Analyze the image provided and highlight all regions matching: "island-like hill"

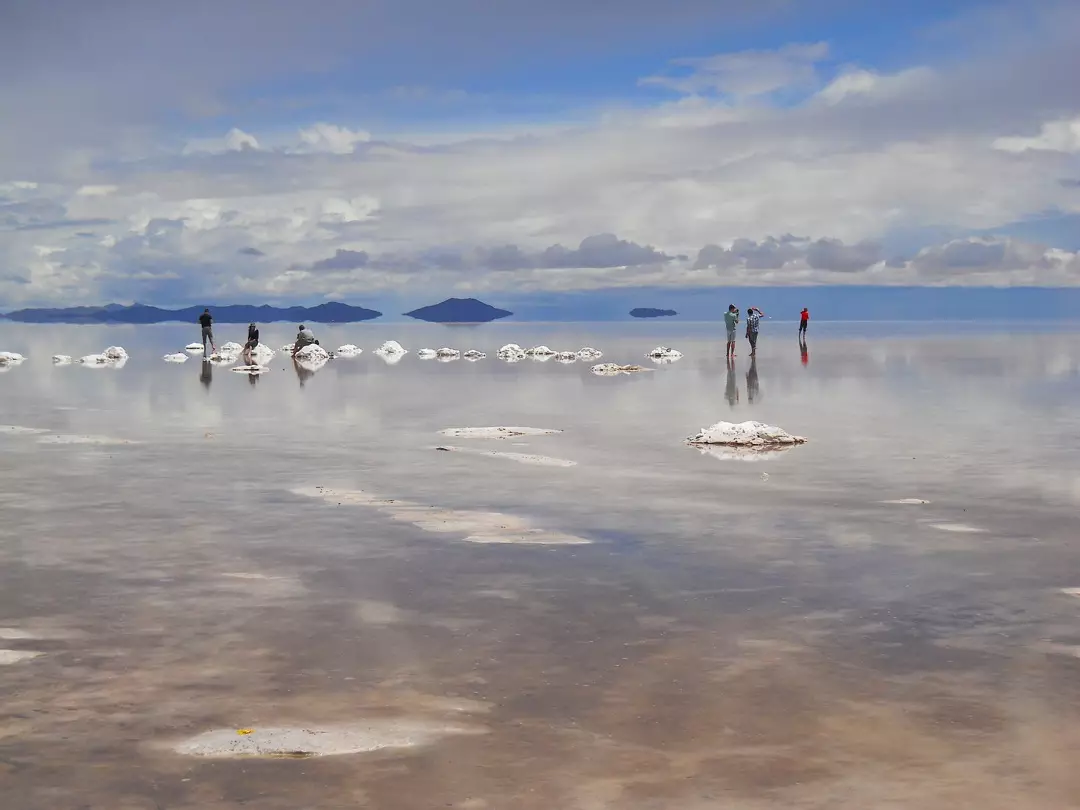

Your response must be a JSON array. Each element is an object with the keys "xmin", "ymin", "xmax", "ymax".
[
  {"xmin": 630, "ymin": 307, "xmax": 677, "ymax": 318},
  {"xmin": 2, "ymin": 301, "xmax": 383, "ymax": 324},
  {"xmin": 404, "ymin": 297, "xmax": 512, "ymax": 323}
]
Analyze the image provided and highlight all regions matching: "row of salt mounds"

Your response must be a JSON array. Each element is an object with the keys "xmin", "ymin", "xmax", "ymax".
[
  {"xmin": 686, "ymin": 420, "xmax": 807, "ymax": 447},
  {"xmin": 590, "ymin": 363, "xmax": 651, "ymax": 376},
  {"xmin": 335, "ymin": 344, "xmax": 362, "ymax": 357},
  {"xmin": 647, "ymin": 346, "xmax": 683, "ymax": 363},
  {"xmin": 79, "ymin": 346, "xmax": 128, "ymax": 368}
]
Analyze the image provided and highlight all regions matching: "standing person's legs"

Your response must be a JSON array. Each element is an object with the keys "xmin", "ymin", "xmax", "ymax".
[{"xmin": 749, "ymin": 331, "xmax": 758, "ymax": 356}]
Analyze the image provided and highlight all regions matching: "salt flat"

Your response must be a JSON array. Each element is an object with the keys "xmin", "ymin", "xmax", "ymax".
[{"xmin": 1, "ymin": 321, "xmax": 1079, "ymax": 809}]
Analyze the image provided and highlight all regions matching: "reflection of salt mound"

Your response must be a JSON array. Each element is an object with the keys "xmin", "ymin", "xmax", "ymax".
[
  {"xmin": 686, "ymin": 420, "xmax": 806, "ymax": 446},
  {"xmin": 79, "ymin": 347, "xmax": 128, "ymax": 368},
  {"xmin": 417, "ymin": 348, "xmax": 437, "ymax": 359},
  {"xmin": 554, "ymin": 352, "xmax": 577, "ymax": 363},
  {"xmin": 335, "ymin": 344, "xmax": 362, "ymax": 357},
  {"xmin": 497, "ymin": 344, "xmax": 527, "ymax": 361},
  {"xmin": 690, "ymin": 445, "xmax": 794, "ymax": 462},
  {"xmin": 436, "ymin": 445, "xmax": 576, "ymax": 467},
  {"xmin": 375, "ymin": 340, "xmax": 408, "ymax": 357},
  {"xmin": 436, "ymin": 348, "xmax": 460, "ymax": 363},
  {"xmin": 576, "ymin": 347, "xmax": 603, "ymax": 360},
  {"xmin": 526, "ymin": 346, "xmax": 556, "ymax": 359},
  {"xmin": 590, "ymin": 363, "xmax": 651, "ymax": 376},
  {"xmin": 463, "ymin": 350, "xmax": 486, "ymax": 361},
  {"xmin": 185, "ymin": 343, "xmax": 204, "ymax": 354},
  {"xmin": 163, "ymin": 353, "xmax": 188, "ymax": 363},
  {"xmin": 647, "ymin": 346, "xmax": 683, "ymax": 363},
  {"xmin": 52, "ymin": 355, "xmax": 72, "ymax": 365},
  {"xmin": 0, "ymin": 352, "xmax": 26, "ymax": 367},
  {"xmin": 175, "ymin": 721, "xmax": 483, "ymax": 759}
]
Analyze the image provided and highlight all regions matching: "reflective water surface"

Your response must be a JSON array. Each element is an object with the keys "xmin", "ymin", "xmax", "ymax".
[{"xmin": 1, "ymin": 322, "xmax": 1079, "ymax": 809}]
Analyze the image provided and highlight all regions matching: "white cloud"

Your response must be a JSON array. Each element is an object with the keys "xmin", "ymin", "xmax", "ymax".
[
  {"xmin": 182, "ymin": 128, "xmax": 261, "ymax": 155},
  {"xmin": 993, "ymin": 116, "xmax": 1080, "ymax": 153},
  {"xmin": 641, "ymin": 42, "xmax": 829, "ymax": 99},
  {"xmin": 75, "ymin": 184, "xmax": 119, "ymax": 197},
  {"xmin": 296, "ymin": 123, "xmax": 371, "ymax": 154},
  {"xmin": 815, "ymin": 67, "xmax": 933, "ymax": 106}
]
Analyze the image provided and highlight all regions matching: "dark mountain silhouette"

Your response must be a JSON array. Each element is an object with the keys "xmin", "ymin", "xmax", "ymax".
[
  {"xmin": 404, "ymin": 297, "xmax": 512, "ymax": 323},
  {"xmin": 2, "ymin": 301, "xmax": 382, "ymax": 324},
  {"xmin": 630, "ymin": 307, "xmax": 677, "ymax": 318}
]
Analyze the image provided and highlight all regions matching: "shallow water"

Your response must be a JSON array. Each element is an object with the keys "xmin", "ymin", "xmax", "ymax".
[{"xmin": 1, "ymin": 322, "xmax": 1079, "ymax": 809}]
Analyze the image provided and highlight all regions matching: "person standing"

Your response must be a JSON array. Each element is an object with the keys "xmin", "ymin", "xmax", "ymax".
[
  {"xmin": 242, "ymin": 322, "xmax": 259, "ymax": 365},
  {"xmin": 745, "ymin": 306, "xmax": 764, "ymax": 357},
  {"xmin": 799, "ymin": 307, "xmax": 809, "ymax": 336},
  {"xmin": 723, "ymin": 304, "xmax": 740, "ymax": 359},
  {"xmin": 198, "ymin": 308, "xmax": 217, "ymax": 354}
]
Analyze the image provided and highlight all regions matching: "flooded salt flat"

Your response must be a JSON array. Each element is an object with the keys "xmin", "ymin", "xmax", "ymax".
[{"xmin": 1, "ymin": 321, "xmax": 1080, "ymax": 809}]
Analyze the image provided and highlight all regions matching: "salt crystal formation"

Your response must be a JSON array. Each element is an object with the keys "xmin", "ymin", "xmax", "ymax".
[
  {"xmin": 335, "ymin": 344, "xmax": 362, "ymax": 357},
  {"xmin": 78, "ymin": 347, "xmax": 128, "ymax": 368},
  {"xmin": 525, "ymin": 346, "xmax": 556, "ymax": 359},
  {"xmin": 185, "ymin": 343, "xmax": 204, "ymax": 353},
  {"xmin": 248, "ymin": 344, "xmax": 275, "ymax": 365},
  {"xmin": 375, "ymin": 340, "xmax": 408, "ymax": 356},
  {"xmin": 436, "ymin": 348, "xmax": 460, "ymax": 362},
  {"xmin": 163, "ymin": 353, "xmax": 188, "ymax": 363},
  {"xmin": 686, "ymin": 420, "xmax": 807, "ymax": 446},
  {"xmin": 463, "ymin": 350, "xmax": 486, "ymax": 361},
  {"xmin": 576, "ymin": 347, "xmax": 603, "ymax": 360},
  {"xmin": 554, "ymin": 352, "xmax": 577, "ymax": 363},
  {"xmin": 0, "ymin": 352, "xmax": 26, "ymax": 365},
  {"xmin": 52, "ymin": 355, "xmax": 72, "ymax": 365},
  {"xmin": 647, "ymin": 346, "xmax": 683, "ymax": 363},
  {"xmin": 497, "ymin": 344, "xmax": 526, "ymax": 362},
  {"xmin": 590, "ymin": 363, "xmax": 651, "ymax": 376},
  {"xmin": 294, "ymin": 344, "xmax": 330, "ymax": 361},
  {"xmin": 417, "ymin": 349, "xmax": 438, "ymax": 359}
]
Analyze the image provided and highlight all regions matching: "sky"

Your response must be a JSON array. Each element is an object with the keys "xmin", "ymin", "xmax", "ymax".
[{"xmin": 1, "ymin": 0, "xmax": 1080, "ymax": 309}]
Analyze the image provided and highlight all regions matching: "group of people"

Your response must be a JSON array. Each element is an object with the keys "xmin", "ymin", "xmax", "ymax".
[
  {"xmin": 721, "ymin": 305, "xmax": 810, "ymax": 359},
  {"xmin": 197, "ymin": 309, "xmax": 320, "ymax": 364}
]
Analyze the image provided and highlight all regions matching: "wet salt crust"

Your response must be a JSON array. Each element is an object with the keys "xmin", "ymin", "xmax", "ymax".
[
  {"xmin": 0, "ymin": 650, "xmax": 43, "ymax": 665},
  {"xmin": 174, "ymin": 720, "xmax": 484, "ymax": 759},
  {"xmin": 0, "ymin": 425, "xmax": 50, "ymax": 435},
  {"xmin": 38, "ymin": 434, "xmax": 138, "ymax": 445},
  {"xmin": 591, "ymin": 363, "xmax": 652, "ymax": 376},
  {"xmin": 929, "ymin": 523, "xmax": 987, "ymax": 533},
  {"xmin": 438, "ymin": 427, "xmax": 562, "ymax": 439},
  {"xmin": 435, "ymin": 445, "xmax": 577, "ymax": 467},
  {"xmin": 292, "ymin": 486, "xmax": 592, "ymax": 545},
  {"xmin": 881, "ymin": 498, "xmax": 932, "ymax": 505},
  {"xmin": 687, "ymin": 420, "xmax": 807, "ymax": 446}
]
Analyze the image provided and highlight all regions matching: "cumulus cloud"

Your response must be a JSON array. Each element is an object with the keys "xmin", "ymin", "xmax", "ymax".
[
  {"xmin": 994, "ymin": 116, "xmax": 1080, "ymax": 153},
  {"xmin": 296, "ymin": 123, "xmax": 372, "ymax": 154}
]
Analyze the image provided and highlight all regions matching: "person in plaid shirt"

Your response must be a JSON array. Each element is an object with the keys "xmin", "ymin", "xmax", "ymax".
[{"xmin": 745, "ymin": 307, "xmax": 764, "ymax": 357}]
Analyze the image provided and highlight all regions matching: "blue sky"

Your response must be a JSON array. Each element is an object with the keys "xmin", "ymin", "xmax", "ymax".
[{"xmin": 1, "ymin": 0, "xmax": 1079, "ymax": 308}]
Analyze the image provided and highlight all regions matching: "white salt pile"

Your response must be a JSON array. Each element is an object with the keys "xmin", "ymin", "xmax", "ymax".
[
  {"xmin": 163, "ymin": 353, "xmax": 188, "ymax": 363},
  {"xmin": 463, "ymin": 350, "xmax": 486, "ymax": 361},
  {"xmin": 279, "ymin": 343, "xmax": 295, "ymax": 353},
  {"xmin": 52, "ymin": 355, "xmax": 72, "ymax": 365},
  {"xmin": 576, "ymin": 347, "xmax": 603, "ymax": 360},
  {"xmin": 335, "ymin": 344, "xmax": 362, "ymax": 357},
  {"xmin": 648, "ymin": 346, "xmax": 684, "ymax": 363},
  {"xmin": 0, "ymin": 352, "xmax": 26, "ymax": 366},
  {"xmin": 185, "ymin": 343, "xmax": 204, "ymax": 353},
  {"xmin": 294, "ymin": 344, "xmax": 330, "ymax": 361},
  {"xmin": 554, "ymin": 352, "xmax": 577, "ymax": 363},
  {"xmin": 174, "ymin": 720, "xmax": 484, "ymax": 759},
  {"xmin": 526, "ymin": 346, "xmax": 556, "ymax": 360},
  {"xmin": 686, "ymin": 420, "xmax": 806, "ymax": 446},
  {"xmin": 417, "ymin": 348, "xmax": 437, "ymax": 359},
  {"xmin": 497, "ymin": 344, "xmax": 527, "ymax": 361},
  {"xmin": 436, "ymin": 348, "xmax": 460, "ymax": 362},
  {"xmin": 375, "ymin": 340, "xmax": 408, "ymax": 356},
  {"xmin": 247, "ymin": 343, "xmax": 275, "ymax": 365},
  {"xmin": 590, "ymin": 363, "xmax": 652, "ymax": 376},
  {"xmin": 438, "ymin": 426, "xmax": 562, "ymax": 439},
  {"xmin": 78, "ymin": 347, "xmax": 128, "ymax": 368}
]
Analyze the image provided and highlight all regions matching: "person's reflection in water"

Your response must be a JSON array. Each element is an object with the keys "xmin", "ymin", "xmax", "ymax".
[
  {"xmin": 292, "ymin": 358, "xmax": 315, "ymax": 388},
  {"xmin": 746, "ymin": 356, "xmax": 760, "ymax": 404},
  {"xmin": 247, "ymin": 370, "xmax": 260, "ymax": 387},
  {"xmin": 199, "ymin": 358, "xmax": 213, "ymax": 391},
  {"xmin": 799, "ymin": 334, "xmax": 809, "ymax": 366},
  {"xmin": 724, "ymin": 357, "xmax": 740, "ymax": 407}
]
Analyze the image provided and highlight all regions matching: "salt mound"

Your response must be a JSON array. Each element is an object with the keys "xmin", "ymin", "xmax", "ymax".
[
  {"xmin": 294, "ymin": 344, "xmax": 330, "ymax": 362},
  {"xmin": 417, "ymin": 348, "xmax": 437, "ymax": 359},
  {"xmin": 463, "ymin": 350, "xmax": 486, "ymax": 361},
  {"xmin": 280, "ymin": 343, "xmax": 296, "ymax": 354},
  {"xmin": 497, "ymin": 344, "xmax": 526, "ymax": 361},
  {"xmin": 0, "ymin": 352, "xmax": 26, "ymax": 365},
  {"xmin": 590, "ymin": 363, "xmax": 652, "ymax": 376},
  {"xmin": 554, "ymin": 352, "xmax": 577, "ymax": 363},
  {"xmin": 218, "ymin": 341, "xmax": 243, "ymax": 353},
  {"xmin": 175, "ymin": 721, "xmax": 483, "ymax": 759},
  {"xmin": 526, "ymin": 345, "xmax": 556, "ymax": 358},
  {"xmin": 163, "ymin": 353, "xmax": 188, "ymax": 363},
  {"xmin": 686, "ymin": 420, "xmax": 806, "ymax": 446},
  {"xmin": 52, "ymin": 355, "xmax": 72, "ymax": 365},
  {"xmin": 103, "ymin": 346, "xmax": 128, "ymax": 361},
  {"xmin": 185, "ymin": 343, "xmax": 204, "ymax": 353},
  {"xmin": 436, "ymin": 348, "xmax": 460, "ymax": 363},
  {"xmin": 335, "ymin": 344, "xmax": 362, "ymax": 357},
  {"xmin": 647, "ymin": 346, "xmax": 683, "ymax": 362},
  {"xmin": 375, "ymin": 340, "xmax": 407, "ymax": 356},
  {"xmin": 247, "ymin": 343, "xmax": 275, "ymax": 365},
  {"xmin": 79, "ymin": 349, "xmax": 127, "ymax": 368},
  {"xmin": 231, "ymin": 365, "xmax": 269, "ymax": 374},
  {"xmin": 576, "ymin": 347, "xmax": 603, "ymax": 360}
]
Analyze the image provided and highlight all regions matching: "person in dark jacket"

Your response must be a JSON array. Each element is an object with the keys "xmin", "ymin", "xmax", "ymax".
[
  {"xmin": 242, "ymin": 323, "xmax": 259, "ymax": 365},
  {"xmin": 198, "ymin": 308, "xmax": 217, "ymax": 354}
]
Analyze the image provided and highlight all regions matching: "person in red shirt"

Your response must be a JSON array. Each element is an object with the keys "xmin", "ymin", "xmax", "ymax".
[{"xmin": 799, "ymin": 307, "xmax": 809, "ymax": 336}]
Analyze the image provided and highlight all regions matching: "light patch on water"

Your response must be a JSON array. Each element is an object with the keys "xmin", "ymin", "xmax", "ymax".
[
  {"xmin": 38, "ymin": 434, "xmax": 139, "ymax": 445},
  {"xmin": 438, "ymin": 426, "xmax": 562, "ymax": 439},
  {"xmin": 881, "ymin": 498, "xmax": 932, "ymax": 505},
  {"xmin": 435, "ymin": 445, "xmax": 576, "ymax": 467},
  {"xmin": 0, "ymin": 649, "xmax": 43, "ymax": 665},
  {"xmin": 690, "ymin": 445, "xmax": 795, "ymax": 462},
  {"xmin": 231, "ymin": 365, "xmax": 270, "ymax": 374},
  {"xmin": 1060, "ymin": 588, "xmax": 1080, "ymax": 599},
  {"xmin": 292, "ymin": 486, "xmax": 592, "ymax": 545},
  {"xmin": 929, "ymin": 523, "xmax": 987, "ymax": 533},
  {"xmin": 173, "ymin": 720, "xmax": 485, "ymax": 758},
  {"xmin": 0, "ymin": 425, "xmax": 50, "ymax": 435},
  {"xmin": 0, "ymin": 628, "xmax": 38, "ymax": 640}
]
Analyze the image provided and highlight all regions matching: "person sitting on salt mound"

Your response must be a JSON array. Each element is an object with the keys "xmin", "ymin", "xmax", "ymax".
[
  {"xmin": 686, "ymin": 420, "xmax": 806, "ymax": 446},
  {"xmin": 291, "ymin": 324, "xmax": 319, "ymax": 356}
]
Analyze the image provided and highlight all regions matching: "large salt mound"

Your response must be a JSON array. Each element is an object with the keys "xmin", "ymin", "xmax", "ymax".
[
  {"xmin": 335, "ymin": 344, "xmax": 362, "ymax": 357},
  {"xmin": 686, "ymin": 420, "xmax": 806, "ymax": 446},
  {"xmin": 163, "ymin": 353, "xmax": 188, "ymax": 363},
  {"xmin": 219, "ymin": 342, "xmax": 243, "ymax": 354},
  {"xmin": 294, "ymin": 344, "xmax": 330, "ymax": 362},
  {"xmin": 436, "ymin": 348, "xmax": 460, "ymax": 363},
  {"xmin": 79, "ymin": 347, "xmax": 128, "ymax": 368},
  {"xmin": 0, "ymin": 352, "xmax": 26, "ymax": 364},
  {"xmin": 247, "ymin": 343, "xmax": 275, "ymax": 365},
  {"xmin": 590, "ymin": 363, "xmax": 652, "ymax": 376},
  {"xmin": 497, "ymin": 344, "xmax": 526, "ymax": 361},
  {"xmin": 576, "ymin": 347, "xmax": 603, "ymax": 360},
  {"xmin": 648, "ymin": 346, "xmax": 684, "ymax": 363},
  {"xmin": 375, "ymin": 340, "xmax": 407, "ymax": 356},
  {"xmin": 526, "ymin": 346, "xmax": 556, "ymax": 360}
]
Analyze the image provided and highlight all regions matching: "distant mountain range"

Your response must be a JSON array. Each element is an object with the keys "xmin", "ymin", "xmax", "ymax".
[
  {"xmin": 403, "ymin": 297, "xmax": 513, "ymax": 323},
  {"xmin": 1, "ymin": 302, "xmax": 382, "ymax": 324},
  {"xmin": 630, "ymin": 307, "xmax": 677, "ymax": 318}
]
